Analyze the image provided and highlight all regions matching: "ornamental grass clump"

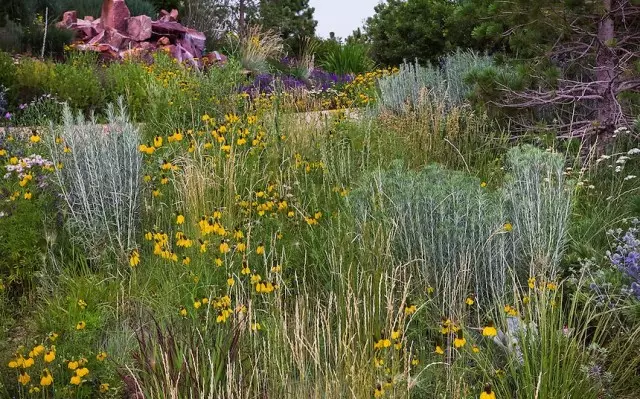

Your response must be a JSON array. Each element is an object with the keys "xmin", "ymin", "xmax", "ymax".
[{"xmin": 48, "ymin": 100, "xmax": 142, "ymax": 262}]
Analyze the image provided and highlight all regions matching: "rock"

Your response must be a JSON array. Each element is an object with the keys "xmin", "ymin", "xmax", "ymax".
[
  {"xmin": 85, "ymin": 16, "xmax": 95, "ymax": 22},
  {"xmin": 159, "ymin": 9, "xmax": 179, "ymax": 22},
  {"xmin": 101, "ymin": 0, "xmax": 130, "ymax": 31},
  {"xmin": 152, "ymin": 21, "xmax": 188, "ymax": 36},
  {"xmin": 58, "ymin": 11, "xmax": 77, "ymax": 28},
  {"xmin": 56, "ymin": 1, "xmax": 223, "ymax": 68},
  {"xmin": 127, "ymin": 15, "xmax": 152, "ymax": 41},
  {"xmin": 104, "ymin": 28, "xmax": 130, "ymax": 49}
]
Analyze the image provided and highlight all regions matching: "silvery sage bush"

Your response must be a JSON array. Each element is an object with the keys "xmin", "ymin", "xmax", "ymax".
[
  {"xmin": 48, "ymin": 99, "xmax": 142, "ymax": 261},
  {"xmin": 351, "ymin": 145, "xmax": 572, "ymax": 312}
]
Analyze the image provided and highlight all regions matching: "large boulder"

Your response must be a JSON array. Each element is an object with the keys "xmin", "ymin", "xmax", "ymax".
[
  {"xmin": 102, "ymin": 0, "xmax": 130, "ymax": 31},
  {"xmin": 127, "ymin": 15, "xmax": 152, "ymax": 41}
]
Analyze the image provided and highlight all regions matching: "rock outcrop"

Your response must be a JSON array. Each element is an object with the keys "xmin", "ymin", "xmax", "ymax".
[{"xmin": 56, "ymin": 0, "xmax": 226, "ymax": 67}]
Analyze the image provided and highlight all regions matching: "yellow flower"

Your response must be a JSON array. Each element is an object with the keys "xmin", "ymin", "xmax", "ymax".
[
  {"xmin": 194, "ymin": 300, "xmax": 202, "ymax": 309},
  {"xmin": 215, "ymin": 258, "xmax": 223, "ymax": 267},
  {"xmin": 404, "ymin": 304, "xmax": 417, "ymax": 315},
  {"xmin": 43, "ymin": 350, "xmax": 55, "ymax": 363},
  {"xmin": 153, "ymin": 135, "xmax": 163, "ymax": 148},
  {"xmin": 129, "ymin": 249, "xmax": 140, "ymax": 267},
  {"xmin": 23, "ymin": 357, "xmax": 34, "ymax": 368},
  {"xmin": 32, "ymin": 345, "xmax": 45, "ymax": 356},
  {"xmin": 68, "ymin": 360, "xmax": 79, "ymax": 370},
  {"xmin": 251, "ymin": 322, "xmax": 261, "ymax": 331},
  {"xmin": 18, "ymin": 370, "xmax": 31, "ymax": 385},
  {"xmin": 546, "ymin": 282, "xmax": 557, "ymax": 291},
  {"xmin": 75, "ymin": 367, "xmax": 89, "ymax": 377},
  {"xmin": 99, "ymin": 383, "xmax": 110, "ymax": 393},
  {"xmin": 466, "ymin": 295, "xmax": 475, "ymax": 306},
  {"xmin": 40, "ymin": 369, "xmax": 53, "ymax": 386},
  {"xmin": 435, "ymin": 345, "xmax": 444, "ymax": 355},
  {"xmin": 219, "ymin": 240, "xmax": 231, "ymax": 254},
  {"xmin": 70, "ymin": 375, "xmax": 82, "ymax": 385},
  {"xmin": 528, "ymin": 277, "xmax": 536, "ymax": 289},
  {"xmin": 30, "ymin": 132, "xmax": 41, "ymax": 143},
  {"xmin": 480, "ymin": 384, "xmax": 496, "ymax": 399},
  {"xmin": 78, "ymin": 299, "xmax": 87, "ymax": 309},
  {"xmin": 374, "ymin": 384, "xmax": 384, "ymax": 398},
  {"xmin": 227, "ymin": 276, "xmax": 235, "ymax": 287},
  {"xmin": 391, "ymin": 329, "xmax": 400, "ymax": 340},
  {"xmin": 482, "ymin": 321, "xmax": 498, "ymax": 337},
  {"xmin": 180, "ymin": 306, "xmax": 188, "ymax": 317},
  {"xmin": 453, "ymin": 331, "xmax": 467, "ymax": 348},
  {"xmin": 24, "ymin": 190, "xmax": 32, "ymax": 200},
  {"xmin": 96, "ymin": 352, "xmax": 107, "ymax": 361},
  {"xmin": 76, "ymin": 321, "xmax": 86, "ymax": 330},
  {"xmin": 480, "ymin": 181, "xmax": 487, "ymax": 188},
  {"xmin": 472, "ymin": 345, "xmax": 481, "ymax": 353},
  {"xmin": 411, "ymin": 357, "xmax": 420, "ymax": 366},
  {"xmin": 256, "ymin": 243, "xmax": 265, "ymax": 255},
  {"xmin": 202, "ymin": 297, "xmax": 209, "ymax": 305},
  {"xmin": 182, "ymin": 256, "xmax": 191, "ymax": 265},
  {"xmin": 503, "ymin": 222, "xmax": 513, "ymax": 232},
  {"xmin": 523, "ymin": 296, "xmax": 530, "ymax": 304},
  {"xmin": 176, "ymin": 214, "xmax": 185, "ymax": 224},
  {"xmin": 48, "ymin": 332, "xmax": 58, "ymax": 342}
]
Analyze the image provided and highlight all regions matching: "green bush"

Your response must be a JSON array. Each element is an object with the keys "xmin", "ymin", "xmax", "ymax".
[
  {"xmin": 0, "ymin": 51, "xmax": 17, "ymax": 104},
  {"xmin": 320, "ymin": 42, "xmax": 374, "ymax": 75},
  {"xmin": 51, "ymin": 52, "xmax": 104, "ymax": 113},
  {"xmin": 14, "ymin": 57, "xmax": 55, "ymax": 104},
  {"xmin": 104, "ymin": 59, "xmax": 151, "ymax": 122}
]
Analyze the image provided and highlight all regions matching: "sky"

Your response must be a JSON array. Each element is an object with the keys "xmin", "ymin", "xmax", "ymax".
[{"xmin": 310, "ymin": 0, "xmax": 382, "ymax": 39}]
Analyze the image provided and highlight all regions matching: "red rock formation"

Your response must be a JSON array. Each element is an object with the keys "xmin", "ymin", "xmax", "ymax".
[{"xmin": 56, "ymin": 0, "xmax": 225, "ymax": 68}]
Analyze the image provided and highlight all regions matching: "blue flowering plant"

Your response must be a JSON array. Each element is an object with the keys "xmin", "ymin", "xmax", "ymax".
[{"xmin": 607, "ymin": 219, "xmax": 640, "ymax": 300}]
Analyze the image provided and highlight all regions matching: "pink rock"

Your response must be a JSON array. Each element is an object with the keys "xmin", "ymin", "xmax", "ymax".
[
  {"xmin": 152, "ymin": 21, "xmax": 188, "ymax": 35},
  {"xmin": 58, "ymin": 11, "xmax": 77, "ymax": 28},
  {"xmin": 157, "ymin": 36, "xmax": 170, "ymax": 46},
  {"xmin": 158, "ymin": 9, "xmax": 179, "ymax": 22},
  {"xmin": 85, "ymin": 16, "xmax": 94, "ymax": 22},
  {"xmin": 127, "ymin": 15, "xmax": 152, "ymax": 41},
  {"xmin": 185, "ymin": 29, "xmax": 205, "ymax": 52},
  {"xmin": 101, "ymin": 0, "xmax": 130, "ymax": 31},
  {"xmin": 104, "ymin": 28, "xmax": 130, "ymax": 49}
]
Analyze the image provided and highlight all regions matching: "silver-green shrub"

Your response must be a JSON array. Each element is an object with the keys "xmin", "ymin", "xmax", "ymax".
[
  {"xmin": 351, "ymin": 146, "xmax": 572, "ymax": 312},
  {"xmin": 48, "ymin": 100, "xmax": 142, "ymax": 260},
  {"xmin": 504, "ymin": 145, "xmax": 573, "ymax": 278},
  {"xmin": 378, "ymin": 50, "xmax": 493, "ymax": 113}
]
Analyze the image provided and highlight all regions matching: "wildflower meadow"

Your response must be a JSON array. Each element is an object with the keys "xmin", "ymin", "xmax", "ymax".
[{"xmin": 1, "ymin": 1, "xmax": 640, "ymax": 399}]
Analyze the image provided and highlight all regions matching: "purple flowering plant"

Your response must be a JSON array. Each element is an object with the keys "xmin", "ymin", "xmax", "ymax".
[{"xmin": 607, "ymin": 219, "xmax": 640, "ymax": 300}]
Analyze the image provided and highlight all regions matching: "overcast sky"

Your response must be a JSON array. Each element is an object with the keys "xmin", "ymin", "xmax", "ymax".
[{"xmin": 310, "ymin": 0, "xmax": 382, "ymax": 39}]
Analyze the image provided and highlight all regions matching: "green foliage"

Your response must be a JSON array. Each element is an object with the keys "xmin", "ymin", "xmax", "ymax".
[
  {"xmin": 104, "ymin": 59, "xmax": 150, "ymax": 122},
  {"xmin": 365, "ymin": 0, "xmax": 454, "ymax": 66},
  {"xmin": 0, "ymin": 192, "xmax": 49, "ymax": 297},
  {"xmin": 0, "ymin": 52, "xmax": 17, "ymax": 102},
  {"xmin": 51, "ymin": 52, "xmax": 104, "ymax": 112},
  {"xmin": 320, "ymin": 42, "xmax": 374, "ymax": 75},
  {"xmin": 259, "ymin": 0, "xmax": 317, "ymax": 51}
]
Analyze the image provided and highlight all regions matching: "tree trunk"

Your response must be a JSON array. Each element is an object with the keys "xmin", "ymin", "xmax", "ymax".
[
  {"xmin": 239, "ymin": 0, "xmax": 246, "ymax": 39},
  {"xmin": 595, "ymin": 0, "xmax": 618, "ymax": 145}
]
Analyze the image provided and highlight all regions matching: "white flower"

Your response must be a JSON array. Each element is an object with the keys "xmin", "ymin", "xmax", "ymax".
[
  {"xmin": 615, "ymin": 166, "xmax": 622, "ymax": 173},
  {"xmin": 624, "ymin": 175, "xmax": 636, "ymax": 181},
  {"xmin": 628, "ymin": 148, "xmax": 640, "ymax": 156},
  {"xmin": 616, "ymin": 156, "xmax": 629, "ymax": 164}
]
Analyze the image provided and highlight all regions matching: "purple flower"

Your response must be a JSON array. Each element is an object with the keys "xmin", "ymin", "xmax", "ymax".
[
  {"xmin": 4, "ymin": 112, "xmax": 11, "ymax": 120},
  {"xmin": 609, "ymin": 220, "xmax": 640, "ymax": 300},
  {"xmin": 19, "ymin": 104, "xmax": 27, "ymax": 110}
]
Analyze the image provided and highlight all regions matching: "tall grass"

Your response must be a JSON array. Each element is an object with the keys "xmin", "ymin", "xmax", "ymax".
[
  {"xmin": 229, "ymin": 25, "xmax": 284, "ymax": 74},
  {"xmin": 48, "ymin": 100, "xmax": 142, "ymax": 261}
]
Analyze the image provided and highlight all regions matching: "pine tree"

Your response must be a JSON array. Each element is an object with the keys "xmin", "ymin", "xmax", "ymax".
[
  {"xmin": 259, "ymin": 0, "xmax": 317, "ymax": 44},
  {"xmin": 471, "ymin": 0, "xmax": 640, "ymax": 145}
]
